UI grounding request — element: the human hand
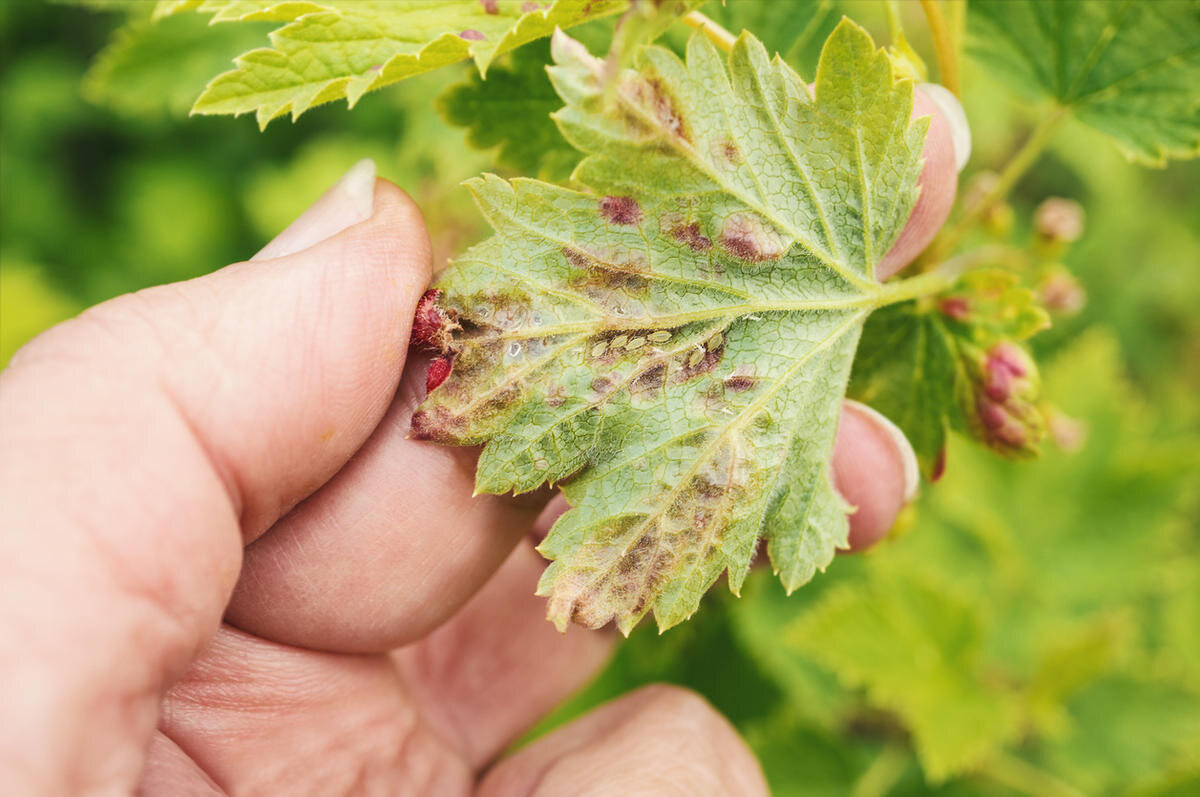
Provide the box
[0,87,963,794]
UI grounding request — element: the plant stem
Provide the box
[852,743,909,797]
[981,752,1087,797]
[920,0,960,95]
[924,107,1069,264]
[681,10,736,53]
[947,0,967,66]
[883,0,904,43]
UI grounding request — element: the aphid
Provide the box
[688,348,705,367]
[611,334,629,349]
[648,330,672,342]
[591,340,608,357]
[709,332,725,350]
[626,336,646,350]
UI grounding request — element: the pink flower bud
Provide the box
[1034,197,1085,244]
[939,296,970,321]
[1039,270,1086,315]
[963,342,1044,457]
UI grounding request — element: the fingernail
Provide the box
[845,400,920,503]
[252,158,377,260]
[919,83,971,173]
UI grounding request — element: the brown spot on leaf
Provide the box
[562,245,650,295]
[723,365,757,393]
[671,221,712,251]
[591,376,613,394]
[631,363,666,397]
[624,76,691,143]
[720,213,787,262]
[713,137,741,167]
[545,382,567,407]
[479,0,498,13]
[674,340,724,383]
[599,195,642,226]
[409,406,466,443]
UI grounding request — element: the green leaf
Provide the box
[703,0,840,81]
[83,13,273,116]
[787,560,1022,781]
[414,21,931,634]
[1034,676,1200,793]
[163,0,628,128]
[733,329,1200,786]
[968,0,1200,166]
[437,41,577,181]
[849,270,1049,475]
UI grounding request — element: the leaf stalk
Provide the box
[920,0,960,95]
[980,751,1088,797]
[681,10,737,53]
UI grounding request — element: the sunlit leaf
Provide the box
[414,21,932,633]
[969,0,1200,165]
[159,0,628,127]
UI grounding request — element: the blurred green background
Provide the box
[2,1,1198,794]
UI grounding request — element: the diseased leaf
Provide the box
[161,0,627,128]
[414,21,932,633]
[969,0,1200,165]
[849,270,1050,476]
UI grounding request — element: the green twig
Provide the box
[981,751,1088,797]
[947,0,967,67]
[925,107,1070,264]
[681,10,736,54]
[852,743,910,797]
[920,0,960,95]
[883,0,905,43]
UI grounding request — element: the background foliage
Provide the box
[2,1,1198,794]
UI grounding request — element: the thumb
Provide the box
[0,161,430,794]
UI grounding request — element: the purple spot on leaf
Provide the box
[671,222,712,251]
[459,29,486,41]
[599,195,642,226]
[480,0,499,13]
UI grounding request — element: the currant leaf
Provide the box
[786,561,1022,781]
[969,0,1200,166]
[83,13,273,116]
[414,21,930,634]
[437,40,578,181]
[159,0,627,128]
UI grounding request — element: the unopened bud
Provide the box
[1047,408,1088,453]
[963,342,1044,457]
[1038,269,1086,316]
[983,342,1033,402]
[1034,197,1085,245]
[939,296,970,321]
